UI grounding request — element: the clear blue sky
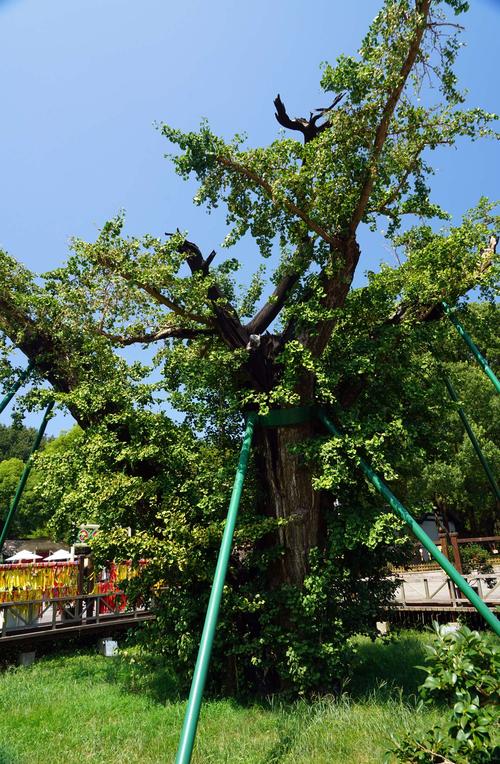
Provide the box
[0,0,499,434]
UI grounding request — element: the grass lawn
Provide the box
[0,631,449,763]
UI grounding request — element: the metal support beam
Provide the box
[444,375,500,502]
[0,364,33,416]
[175,413,256,764]
[442,302,500,394]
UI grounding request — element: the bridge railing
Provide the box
[392,572,500,609]
[0,590,154,638]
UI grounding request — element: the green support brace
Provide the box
[0,364,33,416]
[444,375,500,502]
[175,413,256,764]
[0,401,54,554]
[318,410,500,637]
[442,302,500,394]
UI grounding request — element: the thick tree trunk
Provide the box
[255,420,323,588]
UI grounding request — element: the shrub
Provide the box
[388,623,499,763]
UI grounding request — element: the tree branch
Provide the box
[350,0,431,233]
[174,238,251,350]
[96,251,211,326]
[387,236,498,326]
[98,326,213,346]
[372,154,422,213]
[273,93,344,143]
[0,291,78,395]
[246,272,301,334]
[215,155,339,247]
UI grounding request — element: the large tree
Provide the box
[0,0,498,692]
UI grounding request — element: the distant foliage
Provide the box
[0,426,81,538]
[0,422,47,462]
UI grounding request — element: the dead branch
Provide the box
[246,272,301,334]
[273,92,344,143]
[98,326,213,346]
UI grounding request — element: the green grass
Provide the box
[0,631,448,763]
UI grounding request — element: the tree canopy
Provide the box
[0,0,498,694]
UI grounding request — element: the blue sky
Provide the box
[0,0,499,434]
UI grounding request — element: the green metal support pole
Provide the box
[444,376,500,502]
[318,411,500,637]
[0,364,33,416]
[442,302,500,394]
[175,413,257,764]
[0,401,54,553]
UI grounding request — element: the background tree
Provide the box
[0,427,79,538]
[0,422,48,462]
[378,302,499,536]
[0,0,498,693]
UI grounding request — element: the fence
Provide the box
[436,533,499,575]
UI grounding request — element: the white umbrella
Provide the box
[5,549,43,562]
[45,548,72,561]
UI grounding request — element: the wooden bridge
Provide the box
[1,571,498,647]
[0,590,155,645]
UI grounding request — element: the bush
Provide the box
[388,623,499,763]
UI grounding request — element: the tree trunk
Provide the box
[255,420,323,588]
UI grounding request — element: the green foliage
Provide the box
[458,544,494,576]
[389,624,500,763]
[163,2,497,266]
[84,434,410,696]
[399,304,500,534]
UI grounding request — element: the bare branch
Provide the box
[246,271,300,334]
[98,326,213,346]
[426,21,464,31]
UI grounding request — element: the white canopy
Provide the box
[45,549,72,561]
[5,549,43,562]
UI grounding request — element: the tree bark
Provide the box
[255,420,323,587]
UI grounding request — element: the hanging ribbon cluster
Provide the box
[0,561,79,603]
[93,560,146,613]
